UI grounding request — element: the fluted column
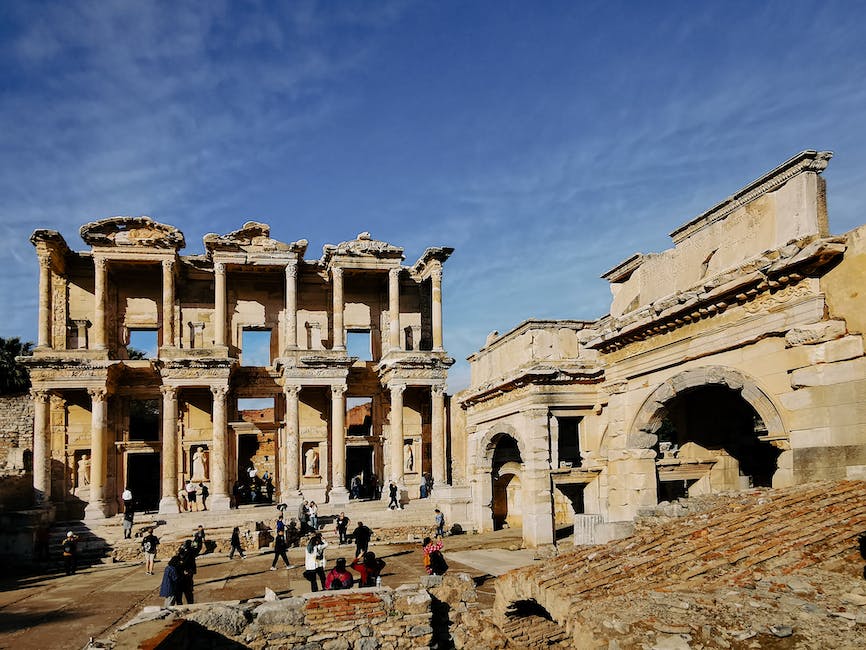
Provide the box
[389,267,401,351]
[285,262,298,351]
[330,383,349,503]
[431,384,447,484]
[37,254,52,348]
[162,259,175,348]
[85,387,109,519]
[389,383,406,486]
[31,389,51,504]
[332,267,344,350]
[210,384,231,510]
[431,266,443,351]
[93,257,107,350]
[283,384,301,495]
[214,262,227,348]
[158,385,179,514]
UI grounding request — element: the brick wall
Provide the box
[0,393,33,470]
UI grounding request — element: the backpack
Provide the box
[429,550,448,575]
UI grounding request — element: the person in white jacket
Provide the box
[303,533,328,592]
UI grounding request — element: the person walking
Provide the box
[302,533,328,592]
[324,557,353,590]
[186,481,198,512]
[192,525,206,556]
[308,501,319,531]
[352,521,372,559]
[351,551,385,587]
[229,526,246,559]
[335,512,350,545]
[199,482,209,511]
[159,555,182,607]
[61,531,78,575]
[388,481,399,510]
[178,541,197,604]
[122,486,133,513]
[141,528,160,575]
[434,509,446,538]
[350,475,361,500]
[270,530,291,570]
[122,507,134,539]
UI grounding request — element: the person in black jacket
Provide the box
[229,526,245,559]
[270,530,291,570]
[177,541,196,603]
[353,521,372,559]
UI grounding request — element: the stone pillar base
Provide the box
[158,497,180,515]
[434,485,472,530]
[209,494,232,512]
[84,500,110,521]
[573,514,604,545]
[328,486,350,505]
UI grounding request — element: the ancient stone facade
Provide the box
[23,219,453,519]
[457,150,866,547]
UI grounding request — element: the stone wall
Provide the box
[0,393,33,471]
[114,574,487,649]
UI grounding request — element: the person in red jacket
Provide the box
[324,557,353,590]
[351,551,385,587]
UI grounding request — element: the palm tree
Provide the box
[0,337,33,394]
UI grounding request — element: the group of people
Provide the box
[157,525,207,606]
[301,532,386,592]
[231,466,275,505]
[177,481,209,512]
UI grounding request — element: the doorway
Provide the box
[126,453,160,512]
[346,446,374,498]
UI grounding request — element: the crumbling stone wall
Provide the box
[0,393,33,470]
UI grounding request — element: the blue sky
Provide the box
[2,1,866,391]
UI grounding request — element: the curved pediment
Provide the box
[80,216,185,250]
[321,232,404,265]
[203,221,308,255]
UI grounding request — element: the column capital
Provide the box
[431,384,446,396]
[38,252,52,269]
[430,266,443,282]
[29,388,51,402]
[389,383,406,396]
[94,257,107,271]
[330,383,348,398]
[159,384,177,398]
[214,262,226,274]
[87,386,108,401]
[284,383,302,398]
[162,258,175,272]
[285,261,298,279]
[389,267,401,280]
[332,266,343,280]
[210,384,230,399]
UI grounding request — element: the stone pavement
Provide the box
[0,527,528,650]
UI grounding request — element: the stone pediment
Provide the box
[203,221,308,256]
[80,216,185,250]
[321,232,404,265]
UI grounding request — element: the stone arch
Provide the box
[476,423,528,472]
[630,365,786,445]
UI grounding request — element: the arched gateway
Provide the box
[631,366,787,500]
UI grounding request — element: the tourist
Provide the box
[177,488,188,512]
[422,537,448,576]
[324,557,353,590]
[302,533,328,592]
[270,530,291,570]
[352,521,372,559]
[141,528,160,575]
[265,473,274,502]
[434,509,446,538]
[387,481,399,510]
[425,473,434,497]
[370,473,380,500]
[199,482,209,511]
[286,519,302,547]
[297,500,309,534]
[61,531,78,575]
[351,551,385,587]
[229,526,245,559]
[275,513,286,536]
[186,480,198,512]
[350,474,361,500]
[335,511,350,545]
[159,555,182,607]
[308,501,319,531]
[192,525,206,556]
[178,541,197,603]
[232,479,243,507]
[122,486,134,512]
[122,507,134,539]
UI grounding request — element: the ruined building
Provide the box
[457,150,866,547]
[24,221,453,519]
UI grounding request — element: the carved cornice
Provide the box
[587,237,846,353]
[457,362,604,409]
[321,232,405,267]
[411,247,454,278]
[203,221,307,258]
[80,216,185,250]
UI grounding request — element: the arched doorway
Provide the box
[490,434,523,531]
[633,367,785,501]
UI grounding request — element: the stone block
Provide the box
[791,358,866,389]
[573,514,604,545]
[846,465,866,480]
[807,335,864,364]
[595,521,635,544]
[785,320,846,346]
[185,604,248,638]
[626,472,656,491]
[395,589,431,615]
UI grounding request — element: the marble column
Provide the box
[332,267,345,350]
[158,385,179,514]
[389,383,406,486]
[162,259,175,348]
[330,384,349,503]
[214,262,227,348]
[431,266,443,351]
[285,262,298,351]
[37,254,52,348]
[93,258,107,350]
[283,384,301,495]
[209,385,231,510]
[389,267,401,352]
[31,389,51,504]
[431,384,447,485]
[85,387,109,519]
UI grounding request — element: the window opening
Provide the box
[347,397,373,436]
[242,329,272,367]
[128,329,158,359]
[129,399,160,441]
[346,330,372,361]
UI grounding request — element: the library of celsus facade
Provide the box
[24,220,453,519]
[457,150,866,547]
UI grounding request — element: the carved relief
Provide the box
[80,216,185,249]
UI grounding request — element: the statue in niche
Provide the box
[404,442,414,472]
[77,454,91,488]
[304,446,320,477]
[192,446,209,481]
